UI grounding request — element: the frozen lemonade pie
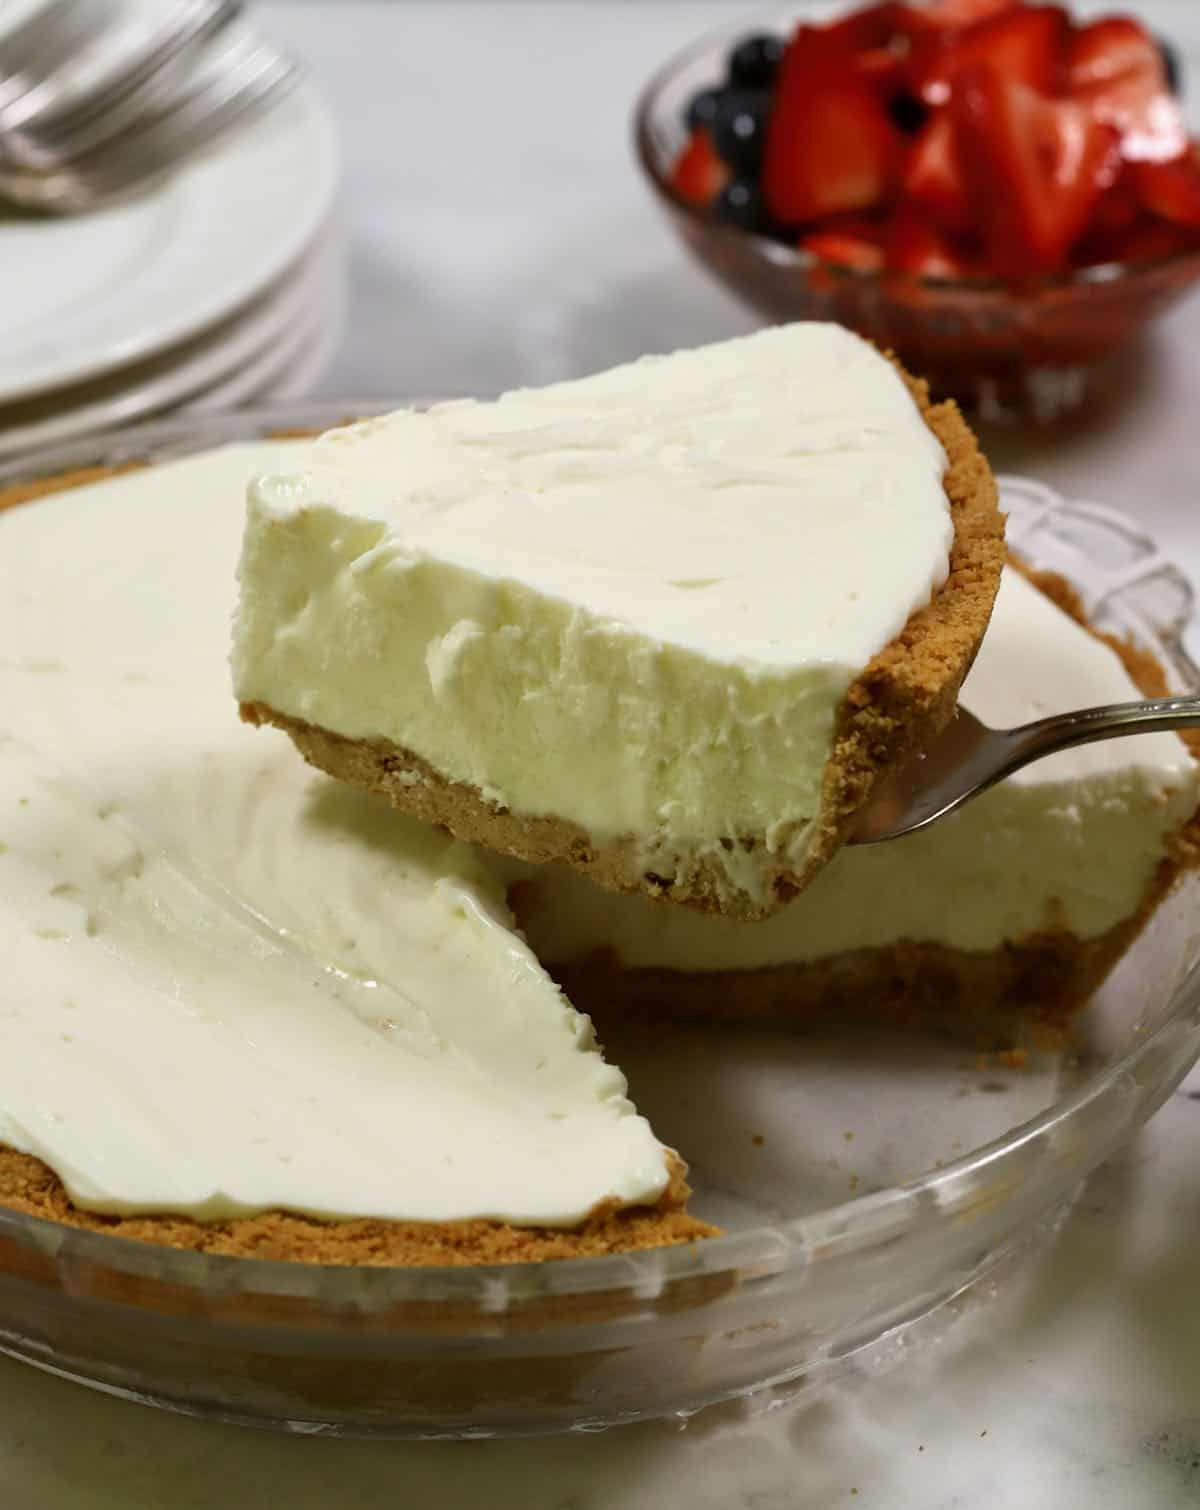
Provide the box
[0,422,1194,1267]
[233,324,1005,921]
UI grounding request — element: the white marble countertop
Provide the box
[2,3,1199,1505]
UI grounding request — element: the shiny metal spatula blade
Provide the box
[851,694,1200,845]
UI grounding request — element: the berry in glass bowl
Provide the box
[635,2,1200,423]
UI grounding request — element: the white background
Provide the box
[2,3,1199,1505]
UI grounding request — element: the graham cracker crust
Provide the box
[0,1148,713,1267]
[0,457,714,1267]
[242,364,1006,922]
[806,367,1005,902]
[534,890,1178,1050]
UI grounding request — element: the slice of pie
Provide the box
[233,324,1005,921]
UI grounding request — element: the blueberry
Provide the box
[1159,36,1183,96]
[728,33,785,90]
[888,93,929,136]
[685,87,725,132]
[712,91,770,178]
[714,179,768,232]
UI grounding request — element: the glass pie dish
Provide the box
[633,7,1200,425]
[0,404,1198,1439]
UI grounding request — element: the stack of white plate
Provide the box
[0,78,341,459]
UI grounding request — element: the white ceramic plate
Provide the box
[185,271,345,413]
[0,77,337,405]
[0,223,345,457]
[258,306,344,402]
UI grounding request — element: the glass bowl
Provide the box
[632,8,1200,424]
[0,404,1198,1439]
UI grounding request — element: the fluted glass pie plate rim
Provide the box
[0,400,1198,1438]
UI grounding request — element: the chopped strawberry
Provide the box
[1066,17,1187,164]
[891,0,1019,34]
[902,113,972,234]
[819,2,902,53]
[1133,148,1200,229]
[910,6,1068,107]
[1088,161,1143,237]
[1075,215,1200,267]
[1115,218,1200,260]
[686,3,1200,285]
[885,208,977,275]
[670,128,729,208]
[952,63,1121,276]
[856,47,910,92]
[1067,16,1158,93]
[800,217,887,270]
[815,3,909,91]
[764,31,902,223]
